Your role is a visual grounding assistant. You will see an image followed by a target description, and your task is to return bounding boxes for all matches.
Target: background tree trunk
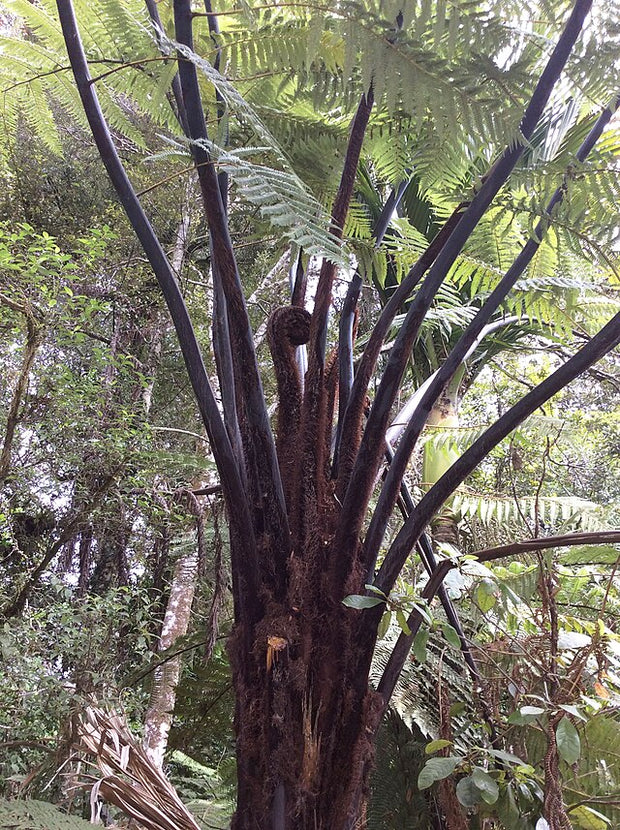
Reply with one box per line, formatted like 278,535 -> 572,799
144,548 -> 199,768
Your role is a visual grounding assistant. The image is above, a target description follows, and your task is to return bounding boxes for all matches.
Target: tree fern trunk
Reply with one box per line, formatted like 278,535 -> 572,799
228,574 -> 381,829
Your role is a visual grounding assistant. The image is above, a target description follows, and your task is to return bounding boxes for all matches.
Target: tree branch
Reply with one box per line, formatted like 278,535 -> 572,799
0,312 -> 43,485
364,317 -> 519,576
2,473 -> 117,619
475,531 -> 620,564
390,450 -> 483,688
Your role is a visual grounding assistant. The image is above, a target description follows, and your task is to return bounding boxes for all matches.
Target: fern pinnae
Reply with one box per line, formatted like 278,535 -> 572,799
157,32 -> 294,164
21,77 -> 62,153
4,0 -> 65,48
156,134 -> 347,263
453,492 -> 603,533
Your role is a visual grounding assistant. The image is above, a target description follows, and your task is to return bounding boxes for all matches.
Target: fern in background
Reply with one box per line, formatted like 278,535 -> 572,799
3,0 -> 618,272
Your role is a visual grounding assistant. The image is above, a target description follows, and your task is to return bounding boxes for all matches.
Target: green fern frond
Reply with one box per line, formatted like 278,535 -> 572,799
368,709 -> 430,830
372,630 -> 478,749
0,799 -> 96,830
152,137 -> 347,264
561,544 -> 620,566
160,34 -> 290,155
365,129 -> 411,185
453,492 -> 605,533
419,412 -> 567,455
1,0 -> 180,151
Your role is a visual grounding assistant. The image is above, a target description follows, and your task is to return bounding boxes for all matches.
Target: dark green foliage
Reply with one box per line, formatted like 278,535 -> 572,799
368,709 -> 430,829
0,799 -> 96,830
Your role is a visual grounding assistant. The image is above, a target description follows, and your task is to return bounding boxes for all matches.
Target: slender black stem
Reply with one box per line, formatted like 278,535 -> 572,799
306,87 -> 374,371
55,1 -> 259,611
336,203 -> 465,488
376,559 -> 455,703
476,530 -> 620,564
147,0 -> 238,452
376,307 -> 620,597
289,247 -> 308,384
290,247 -> 307,308
332,272 -> 362,476
200,0 -> 243,469
144,0 -> 189,134
173,0 -> 292,594
336,0 -> 593,587
387,444 -> 482,685
333,178 -> 410,475
212,268 -> 245,473
203,0 -> 229,202
373,177 -> 409,245
362,97 -> 619,575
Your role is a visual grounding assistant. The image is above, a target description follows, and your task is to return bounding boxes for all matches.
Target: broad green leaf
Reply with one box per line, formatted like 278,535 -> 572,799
377,610 -> 391,639
496,784 -> 522,830
559,704 -> 587,722
456,775 -> 482,807
488,748 -> 529,767
568,805 -> 611,830
413,628 -> 429,662
556,717 -> 580,765
472,767 -> 499,804
417,756 -> 460,790
364,584 -> 388,599
342,595 -> 384,609
508,705 -> 544,725
442,623 -> 461,649
425,739 -> 453,754
396,609 -> 412,635
477,579 -> 497,613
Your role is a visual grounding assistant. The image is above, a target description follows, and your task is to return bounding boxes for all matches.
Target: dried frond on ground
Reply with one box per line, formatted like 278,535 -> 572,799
75,706 -> 201,830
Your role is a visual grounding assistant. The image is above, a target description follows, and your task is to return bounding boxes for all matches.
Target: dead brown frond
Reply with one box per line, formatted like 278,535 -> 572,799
74,706 -> 201,830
